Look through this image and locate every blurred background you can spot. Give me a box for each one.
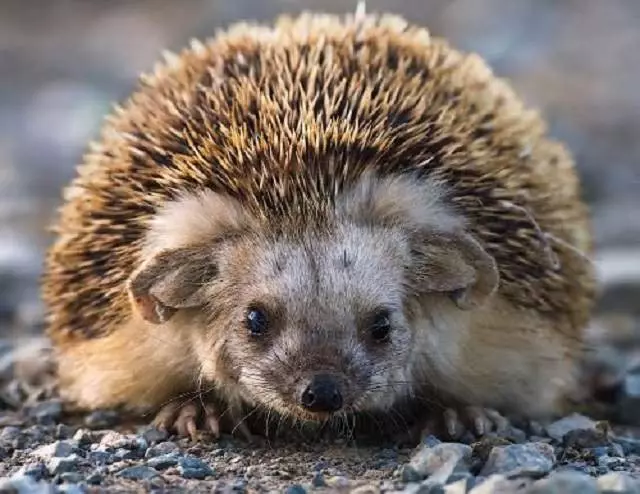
[0,0,638,419]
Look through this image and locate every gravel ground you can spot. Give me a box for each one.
[1,341,640,493]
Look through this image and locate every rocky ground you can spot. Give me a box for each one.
[0,338,640,493]
[1,0,640,492]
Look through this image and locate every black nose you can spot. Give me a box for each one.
[300,374,343,413]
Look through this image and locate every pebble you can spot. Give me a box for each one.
[479,442,555,477]
[147,452,179,470]
[468,474,534,494]
[545,413,596,442]
[284,485,307,494]
[350,485,379,494]
[0,474,56,494]
[311,472,326,487]
[27,400,62,424]
[325,476,350,488]
[614,436,640,455]
[46,454,81,475]
[71,429,94,446]
[145,441,179,458]
[178,455,214,479]
[31,440,76,459]
[85,472,103,485]
[98,431,139,450]
[55,424,75,440]
[140,426,169,444]
[597,472,640,493]
[117,465,159,480]
[87,450,113,465]
[57,484,86,494]
[114,447,143,461]
[59,472,83,484]
[16,462,48,481]
[404,443,472,483]
[84,410,120,429]
[527,470,599,493]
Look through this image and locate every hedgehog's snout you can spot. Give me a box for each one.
[298,373,344,413]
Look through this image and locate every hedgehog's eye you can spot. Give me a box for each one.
[369,309,392,343]
[246,306,268,337]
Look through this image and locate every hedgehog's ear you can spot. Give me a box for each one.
[337,171,499,309]
[127,246,215,324]
[409,230,499,310]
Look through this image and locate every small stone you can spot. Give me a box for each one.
[16,462,48,481]
[528,470,598,493]
[99,431,138,450]
[57,484,86,494]
[28,400,62,424]
[114,447,142,460]
[545,413,596,442]
[87,450,113,465]
[563,428,610,449]
[408,443,472,483]
[71,429,94,446]
[284,484,307,494]
[597,455,625,469]
[350,485,379,494]
[500,426,528,444]
[0,474,55,494]
[597,472,640,493]
[55,424,75,440]
[117,465,159,480]
[147,453,179,470]
[401,465,422,483]
[46,454,81,475]
[178,455,214,479]
[145,441,179,458]
[25,425,47,443]
[479,442,554,477]
[443,478,468,494]
[311,472,326,487]
[1,426,23,441]
[230,478,248,493]
[313,461,329,473]
[140,426,169,444]
[468,474,534,494]
[85,472,103,485]
[446,472,476,489]
[422,435,442,448]
[325,476,350,488]
[614,436,640,455]
[32,440,76,459]
[618,371,640,426]
[59,472,83,484]
[84,410,120,429]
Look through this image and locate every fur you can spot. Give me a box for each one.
[41,9,596,424]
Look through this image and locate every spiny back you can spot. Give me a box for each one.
[42,11,595,343]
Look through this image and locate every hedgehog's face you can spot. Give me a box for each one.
[207,224,418,421]
[127,173,499,421]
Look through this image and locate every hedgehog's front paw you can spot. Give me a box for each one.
[152,400,219,441]
[420,406,510,441]
[152,399,255,443]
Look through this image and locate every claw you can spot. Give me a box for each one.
[152,398,258,441]
[203,403,220,438]
[443,408,461,439]
[152,400,225,441]
[421,406,511,441]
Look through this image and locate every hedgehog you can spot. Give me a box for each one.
[41,7,596,441]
